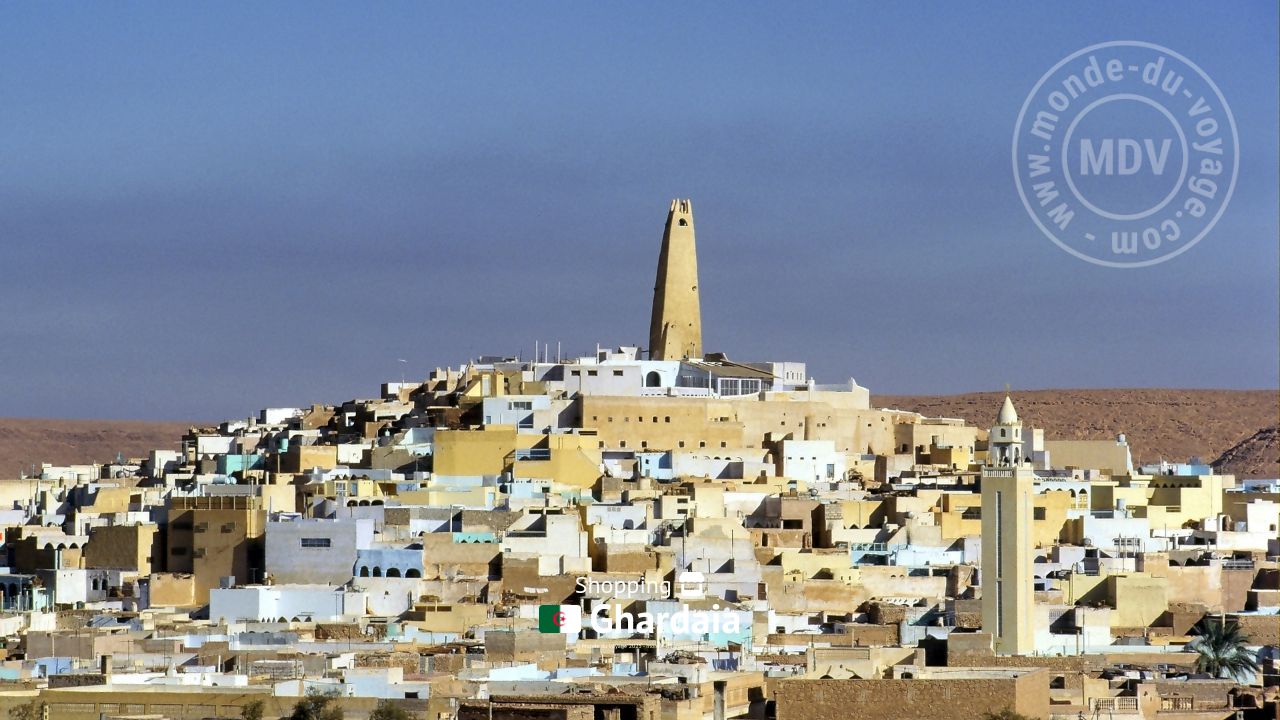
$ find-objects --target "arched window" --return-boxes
[358,566,370,577]
[645,371,661,387]
[405,569,421,578]
[372,567,383,577]
[386,568,401,578]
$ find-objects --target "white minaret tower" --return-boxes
[981,394,1036,655]
[988,395,1024,466]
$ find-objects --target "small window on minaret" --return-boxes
[679,219,688,226]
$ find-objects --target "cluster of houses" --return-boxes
[1,201,1275,719]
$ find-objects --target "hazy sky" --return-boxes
[2,2,1277,421]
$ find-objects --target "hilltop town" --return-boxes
[1,201,1276,720]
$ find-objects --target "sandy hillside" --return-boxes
[873,389,1278,478]
[1211,425,1279,480]
[0,418,192,479]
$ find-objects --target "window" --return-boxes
[612,370,624,376]
[300,537,332,548]
[587,370,598,377]
[995,491,1003,577]
[1033,507,1046,520]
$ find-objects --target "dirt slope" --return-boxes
[0,418,192,479]
[1212,425,1279,480]
[873,389,1278,477]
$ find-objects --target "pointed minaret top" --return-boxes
[997,395,1019,425]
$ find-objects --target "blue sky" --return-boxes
[1,2,1276,420]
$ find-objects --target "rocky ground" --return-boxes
[874,389,1278,478]
[0,418,193,479]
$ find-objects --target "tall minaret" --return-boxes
[981,395,1036,655]
[649,199,703,361]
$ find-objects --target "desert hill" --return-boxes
[1211,425,1279,480]
[0,418,192,479]
[874,388,1278,478]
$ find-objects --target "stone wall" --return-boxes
[774,672,1050,720]
[1235,613,1280,647]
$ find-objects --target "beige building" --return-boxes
[85,523,159,573]
[165,495,266,603]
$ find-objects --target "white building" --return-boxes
[209,585,365,623]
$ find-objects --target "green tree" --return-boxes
[289,689,343,720]
[7,700,45,720]
[369,699,415,720]
[1189,617,1259,682]
[241,699,266,720]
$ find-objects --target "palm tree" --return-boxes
[1188,617,1258,683]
